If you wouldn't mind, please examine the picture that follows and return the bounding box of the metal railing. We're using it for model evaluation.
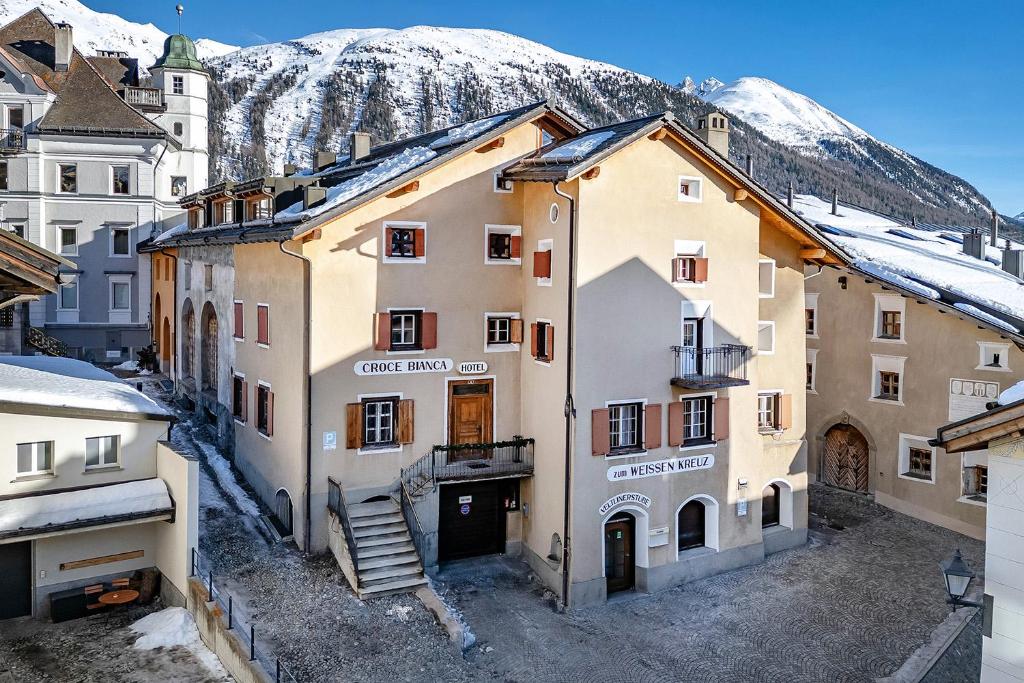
[0,128,24,151]
[327,477,360,571]
[121,87,164,108]
[190,547,299,683]
[671,344,750,388]
[402,437,535,497]
[397,480,432,565]
[25,326,68,357]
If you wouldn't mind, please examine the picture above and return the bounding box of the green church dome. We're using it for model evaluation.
[153,34,205,72]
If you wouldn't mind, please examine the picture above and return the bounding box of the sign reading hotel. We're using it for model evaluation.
[354,358,454,376]
[607,455,714,482]
[598,492,652,515]
[948,378,999,422]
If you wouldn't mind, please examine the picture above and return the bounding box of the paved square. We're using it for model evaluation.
[436,484,985,683]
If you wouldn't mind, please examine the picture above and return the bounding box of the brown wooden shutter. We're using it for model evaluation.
[668,401,684,447]
[510,318,524,344]
[545,325,555,362]
[266,391,274,437]
[530,323,538,358]
[346,403,363,449]
[421,312,437,349]
[398,399,414,444]
[233,302,243,339]
[510,235,522,259]
[413,228,425,258]
[644,404,662,450]
[257,305,269,345]
[591,408,610,456]
[533,250,551,278]
[713,397,729,441]
[384,227,394,257]
[375,313,391,351]
[241,380,248,423]
[693,257,709,283]
[779,394,793,430]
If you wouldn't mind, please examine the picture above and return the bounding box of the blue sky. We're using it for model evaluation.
[98,0,1023,215]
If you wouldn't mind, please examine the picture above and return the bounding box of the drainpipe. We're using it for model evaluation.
[159,248,178,382]
[279,239,313,556]
[552,181,577,609]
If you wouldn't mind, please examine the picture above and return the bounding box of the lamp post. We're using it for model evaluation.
[940,548,982,610]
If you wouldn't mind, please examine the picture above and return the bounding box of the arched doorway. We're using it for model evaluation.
[161,317,171,370]
[823,424,870,492]
[676,495,719,552]
[200,302,218,392]
[181,299,195,379]
[762,483,781,528]
[274,489,293,537]
[604,511,635,594]
[154,293,162,339]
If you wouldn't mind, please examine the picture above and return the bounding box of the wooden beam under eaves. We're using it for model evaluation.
[300,228,322,243]
[733,189,749,202]
[386,181,420,198]
[475,137,505,153]
[648,129,667,141]
[582,167,601,180]
[800,248,826,260]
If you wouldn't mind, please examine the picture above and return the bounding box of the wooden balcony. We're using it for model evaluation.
[671,344,750,389]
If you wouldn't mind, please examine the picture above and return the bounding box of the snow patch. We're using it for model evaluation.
[853,261,940,300]
[0,479,171,534]
[131,608,229,678]
[953,303,1018,333]
[998,380,1024,406]
[541,130,615,160]
[429,114,509,150]
[193,435,261,518]
[111,360,140,371]
[152,222,188,245]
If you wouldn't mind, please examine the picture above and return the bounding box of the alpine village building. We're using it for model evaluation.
[0,8,208,362]
[150,99,852,604]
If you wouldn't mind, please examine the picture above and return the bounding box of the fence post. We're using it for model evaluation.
[276,659,281,682]
[207,571,213,600]
[250,625,256,661]
[227,595,233,630]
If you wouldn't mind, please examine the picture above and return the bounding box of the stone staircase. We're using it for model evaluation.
[348,499,427,598]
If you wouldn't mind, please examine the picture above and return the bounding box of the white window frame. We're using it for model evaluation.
[56,162,78,194]
[171,175,187,197]
[872,294,906,344]
[109,164,130,196]
[385,306,425,356]
[534,316,553,366]
[57,281,79,311]
[108,274,132,324]
[758,258,776,298]
[493,171,513,194]
[172,75,184,95]
[677,175,703,203]
[976,341,1011,372]
[536,239,553,287]
[85,435,121,470]
[806,348,818,394]
[897,433,936,485]
[484,224,522,266]
[604,398,648,460]
[108,224,133,258]
[673,240,706,289]
[676,391,718,451]
[483,311,521,353]
[382,220,427,264]
[16,441,53,477]
[869,354,907,406]
[549,203,560,224]
[58,224,78,256]
[356,391,404,455]
[805,293,820,338]
[757,320,776,355]
[757,390,784,434]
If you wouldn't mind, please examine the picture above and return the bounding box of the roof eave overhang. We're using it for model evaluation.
[0,400,174,423]
[934,398,1024,453]
[0,508,174,543]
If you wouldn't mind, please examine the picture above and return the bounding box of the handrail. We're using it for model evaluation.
[401,437,535,496]
[326,477,360,571]
[397,476,431,564]
[671,344,749,384]
[25,326,68,357]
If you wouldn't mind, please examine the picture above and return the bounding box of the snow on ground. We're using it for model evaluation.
[192,436,261,519]
[112,359,140,371]
[541,130,615,160]
[131,607,230,679]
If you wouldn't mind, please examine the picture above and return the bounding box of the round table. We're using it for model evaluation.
[98,589,139,605]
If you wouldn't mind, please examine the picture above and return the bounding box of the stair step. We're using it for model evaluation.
[358,552,421,571]
[353,522,408,538]
[359,563,423,585]
[356,532,412,549]
[358,576,428,598]
[351,512,404,528]
[357,541,416,559]
[348,501,399,518]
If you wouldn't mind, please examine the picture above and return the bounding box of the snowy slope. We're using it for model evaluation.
[0,0,237,67]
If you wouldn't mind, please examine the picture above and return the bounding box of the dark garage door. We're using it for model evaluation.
[439,481,510,562]
[0,541,32,619]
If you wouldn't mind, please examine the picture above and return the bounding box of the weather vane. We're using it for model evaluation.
[176,4,183,34]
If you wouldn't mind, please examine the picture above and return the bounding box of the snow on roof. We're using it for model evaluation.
[276,146,438,221]
[0,356,169,416]
[428,114,509,150]
[153,222,188,245]
[792,195,1024,332]
[541,130,615,161]
[0,479,172,537]
[998,380,1024,406]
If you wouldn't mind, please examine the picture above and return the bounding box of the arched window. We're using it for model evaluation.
[762,483,781,528]
[201,302,218,391]
[274,489,293,537]
[182,300,195,379]
[677,499,706,550]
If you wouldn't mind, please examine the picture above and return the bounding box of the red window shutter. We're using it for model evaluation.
[421,312,437,349]
[384,227,394,257]
[241,380,248,423]
[257,305,269,345]
[591,408,610,456]
[713,397,729,441]
[668,401,684,447]
[398,399,414,444]
[693,257,709,283]
[375,313,391,351]
[267,391,275,437]
[530,323,538,358]
[510,235,522,259]
[533,250,551,278]
[545,325,555,362]
[644,404,662,450]
[413,228,425,258]
[779,394,793,430]
[346,403,363,449]
[509,319,524,344]
[233,302,243,339]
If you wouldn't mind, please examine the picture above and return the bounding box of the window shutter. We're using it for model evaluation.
[510,235,522,259]
[398,399,414,444]
[267,391,274,437]
[530,323,538,358]
[241,380,248,423]
[545,325,555,362]
[644,404,662,450]
[510,319,524,344]
[375,313,391,351]
[779,394,793,430]
[257,305,269,345]
[591,408,610,456]
[421,312,438,349]
[713,397,729,441]
[384,227,394,257]
[672,257,686,283]
[413,228,425,258]
[233,302,243,339]
[667,402,684,447]
[533,250,551,278]
[346,403,363,449]
[693,257,709,283]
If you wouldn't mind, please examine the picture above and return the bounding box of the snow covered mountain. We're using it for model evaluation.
[0,0,237,68]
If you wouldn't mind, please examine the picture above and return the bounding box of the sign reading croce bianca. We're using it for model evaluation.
[598,492,652,515]
[607,455,715,482]
[354,358,454,376]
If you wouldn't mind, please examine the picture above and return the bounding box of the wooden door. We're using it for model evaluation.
[0,541,31,619]
[448,380,493,462]
[823,424,870,492]
[681,318,703,375]
[604,514,635,594]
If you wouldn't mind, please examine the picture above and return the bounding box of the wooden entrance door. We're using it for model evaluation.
[604,513,635,594]
[448,380,493,462]
[823,424,870,492]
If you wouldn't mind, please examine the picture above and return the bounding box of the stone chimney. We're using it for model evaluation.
[1002,238,1024,278]
[350,131,371,162]
[696,112,729,157]
[787,181,794,209]
[745,154,753,176]
[303,184,327,210]
[990,209,999,247]
[282,162,297,177]
[831,189,839,216]
[55,22,73,72]
[963,229,985,260]
[313,152,337,173]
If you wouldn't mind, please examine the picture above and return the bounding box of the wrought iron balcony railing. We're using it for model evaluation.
[0,128,25,152]
[402,437,535,496]
[671,344,750,389]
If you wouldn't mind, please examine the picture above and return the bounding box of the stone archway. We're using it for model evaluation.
[200,301,218,392]
[822,424,871,493]
[181,298,195,380]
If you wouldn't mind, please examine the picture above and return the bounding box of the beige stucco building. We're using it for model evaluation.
[153,101,845,604]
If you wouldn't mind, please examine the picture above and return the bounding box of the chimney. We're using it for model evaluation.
[55,22,72,72]
[696,112,729,157]
[350,131,371,162]
[831,188,839,216]
[745,154,753,176]
[282,163,297,177]
[303,184,327,210]
[991,209,999,247]
[787,181,794,209]
[313,151,337,173]
[1002,239,1024,278]
[963,228,985,260]
[912,216,917,228]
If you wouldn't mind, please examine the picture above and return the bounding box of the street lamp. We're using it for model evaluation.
[940,548,982,610]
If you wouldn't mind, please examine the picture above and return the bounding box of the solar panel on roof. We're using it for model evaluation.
[817,224,855,237]
[886,228,925,241]
[938,233,963,244]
